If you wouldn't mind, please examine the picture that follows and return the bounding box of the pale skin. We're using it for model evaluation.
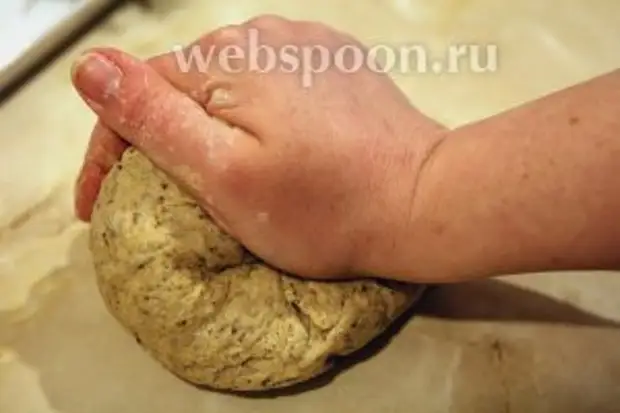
[71,15,620,283]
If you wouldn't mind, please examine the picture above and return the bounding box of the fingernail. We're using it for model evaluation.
[72,52,122,105]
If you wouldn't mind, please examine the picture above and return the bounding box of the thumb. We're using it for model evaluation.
[71,48,249,200]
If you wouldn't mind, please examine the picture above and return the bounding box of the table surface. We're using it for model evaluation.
[0,0,118,94]
[1,1,620,412]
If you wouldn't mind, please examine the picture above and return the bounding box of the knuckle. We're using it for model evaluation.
[301,21,336,39]
[208,24,246,46]
[246,14,290,30]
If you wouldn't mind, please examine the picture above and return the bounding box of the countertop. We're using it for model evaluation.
[1,1,620,412]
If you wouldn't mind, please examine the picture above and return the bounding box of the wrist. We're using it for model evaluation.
[350,109,449,282]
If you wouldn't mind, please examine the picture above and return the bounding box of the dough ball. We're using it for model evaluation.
[89,148,425,391]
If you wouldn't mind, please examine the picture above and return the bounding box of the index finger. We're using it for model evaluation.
[75,120,128,221]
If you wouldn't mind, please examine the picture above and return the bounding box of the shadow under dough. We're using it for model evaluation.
[416,279,620,328]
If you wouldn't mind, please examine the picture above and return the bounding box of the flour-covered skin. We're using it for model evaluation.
[72,15,445,280]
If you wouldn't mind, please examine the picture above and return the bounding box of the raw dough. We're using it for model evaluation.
[89,148,425,391]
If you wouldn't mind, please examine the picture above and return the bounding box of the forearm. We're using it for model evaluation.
[391,69,620,282]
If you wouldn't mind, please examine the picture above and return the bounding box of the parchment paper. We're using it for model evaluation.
[1,1,620,412]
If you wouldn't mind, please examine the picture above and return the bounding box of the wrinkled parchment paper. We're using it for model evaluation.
[1,1,620,412]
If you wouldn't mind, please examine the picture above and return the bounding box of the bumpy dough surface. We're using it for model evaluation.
[89,148,425,391]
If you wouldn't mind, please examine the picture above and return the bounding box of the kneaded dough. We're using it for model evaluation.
[89,148,425,391]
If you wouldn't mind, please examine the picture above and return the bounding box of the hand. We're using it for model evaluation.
[72,15,446,279]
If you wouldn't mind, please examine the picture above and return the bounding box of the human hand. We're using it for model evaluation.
[71,15,446,279]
